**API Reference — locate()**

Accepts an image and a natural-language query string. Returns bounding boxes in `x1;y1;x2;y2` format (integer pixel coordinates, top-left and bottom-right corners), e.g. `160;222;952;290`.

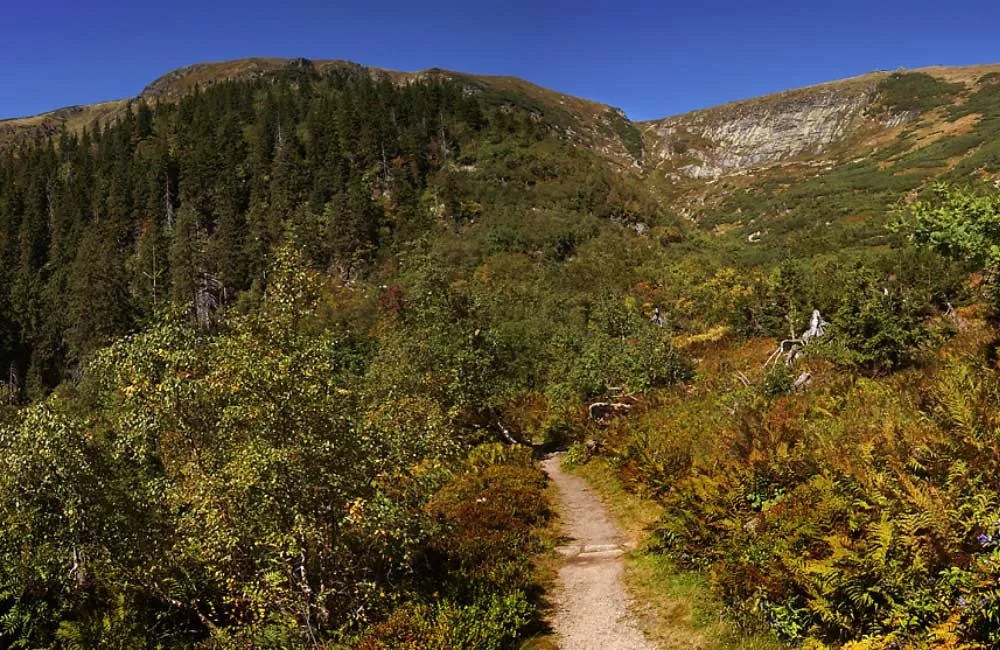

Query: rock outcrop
641;75;893;179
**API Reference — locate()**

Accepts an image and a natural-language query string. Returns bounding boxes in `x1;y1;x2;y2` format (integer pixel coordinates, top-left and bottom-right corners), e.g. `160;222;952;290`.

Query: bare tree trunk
765;309;829;367
164;176;175;231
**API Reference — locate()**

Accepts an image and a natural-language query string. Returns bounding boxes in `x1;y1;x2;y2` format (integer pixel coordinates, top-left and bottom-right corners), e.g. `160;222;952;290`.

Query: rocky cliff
640;74;895;179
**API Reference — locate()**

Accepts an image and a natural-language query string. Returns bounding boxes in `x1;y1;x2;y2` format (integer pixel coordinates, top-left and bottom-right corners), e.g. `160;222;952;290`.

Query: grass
568;457;786;650
627;554;786;650
518;635;560;650
0;99;127;148
570;457;663;544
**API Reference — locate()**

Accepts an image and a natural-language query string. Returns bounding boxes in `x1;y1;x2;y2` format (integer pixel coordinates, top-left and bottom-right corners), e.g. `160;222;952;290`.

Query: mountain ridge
1;57;642;164
4;58;999;167
6;57;1000;223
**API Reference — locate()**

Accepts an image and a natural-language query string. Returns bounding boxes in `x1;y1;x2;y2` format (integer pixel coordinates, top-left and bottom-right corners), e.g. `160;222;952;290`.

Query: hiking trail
541;454;654;650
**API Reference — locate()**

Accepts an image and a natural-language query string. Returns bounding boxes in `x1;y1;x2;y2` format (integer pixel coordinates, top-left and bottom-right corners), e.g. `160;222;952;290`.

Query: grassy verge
567;457;785;650
569;456;663;544
517;465;565;650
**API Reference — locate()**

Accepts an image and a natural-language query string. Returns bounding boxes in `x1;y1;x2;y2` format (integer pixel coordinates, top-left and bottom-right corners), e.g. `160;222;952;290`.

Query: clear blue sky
2;0;999;121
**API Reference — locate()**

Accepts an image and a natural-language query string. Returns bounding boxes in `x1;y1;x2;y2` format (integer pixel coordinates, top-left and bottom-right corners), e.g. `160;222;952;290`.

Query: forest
1;61;1000;648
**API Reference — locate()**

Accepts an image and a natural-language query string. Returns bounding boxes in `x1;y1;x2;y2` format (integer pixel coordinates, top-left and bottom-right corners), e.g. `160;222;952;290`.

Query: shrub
762;364;794;397
562;441;591;469
357;591;532;650
427;463;548;572
818;266;932;374
875;72;964;114
635;355;1000;646
356;445;550;649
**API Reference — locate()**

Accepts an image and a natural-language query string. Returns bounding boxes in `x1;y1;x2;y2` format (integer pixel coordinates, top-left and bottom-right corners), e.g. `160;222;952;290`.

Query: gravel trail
541;455;654;650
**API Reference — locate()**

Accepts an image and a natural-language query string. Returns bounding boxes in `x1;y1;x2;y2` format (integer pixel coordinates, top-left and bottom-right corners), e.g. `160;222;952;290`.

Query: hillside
0;57;643;165
0;57;687;648
628;64;1000;268
642;63;1000;178
9;59;1000;235
3;56;1000;648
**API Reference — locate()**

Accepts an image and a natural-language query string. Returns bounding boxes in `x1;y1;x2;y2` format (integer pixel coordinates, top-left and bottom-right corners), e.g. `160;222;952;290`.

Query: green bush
761;364;794;397
356;445;550;649
818;267;932;374
357;591;532;650
875;72;964;113
562;441;591;469
559;295;692;398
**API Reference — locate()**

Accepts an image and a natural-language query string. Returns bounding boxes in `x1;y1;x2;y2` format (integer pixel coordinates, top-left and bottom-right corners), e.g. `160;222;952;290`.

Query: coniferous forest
4;59;1000;648
0;65;690;648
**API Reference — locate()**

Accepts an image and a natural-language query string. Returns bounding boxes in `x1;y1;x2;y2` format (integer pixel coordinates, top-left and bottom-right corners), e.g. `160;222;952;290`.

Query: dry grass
570;458;663;545
1;99;127;147
916;62;1000;87
697;336;777;377
627;555;787;650
519;635;560;650
639;71;885;127
899;110;982;156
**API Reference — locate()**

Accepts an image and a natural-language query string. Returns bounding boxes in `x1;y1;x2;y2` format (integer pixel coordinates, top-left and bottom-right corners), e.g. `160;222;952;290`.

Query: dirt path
541;455;654;650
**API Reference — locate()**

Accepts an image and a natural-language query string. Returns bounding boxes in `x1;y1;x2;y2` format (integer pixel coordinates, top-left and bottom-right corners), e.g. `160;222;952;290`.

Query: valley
1;56;1000;648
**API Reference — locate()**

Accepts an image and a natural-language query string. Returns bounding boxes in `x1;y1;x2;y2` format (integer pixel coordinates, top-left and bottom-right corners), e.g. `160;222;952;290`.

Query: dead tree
588;401;632;424
193;273;222;329
792;372;813;391
496;420;524;446
164;176;175;231
765;309;829;367
3;362;18;405
944;302;965;330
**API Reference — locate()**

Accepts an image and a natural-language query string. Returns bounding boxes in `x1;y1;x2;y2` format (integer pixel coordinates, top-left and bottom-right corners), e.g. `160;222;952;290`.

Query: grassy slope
642;64;1000;270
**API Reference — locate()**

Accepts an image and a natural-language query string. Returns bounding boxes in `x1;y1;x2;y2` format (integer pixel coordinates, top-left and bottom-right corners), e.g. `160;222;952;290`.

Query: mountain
9;59;1000;174
3;55;1000;649
0;57;643;165
5;57;1000;260
10;57;1000;248
633;64;1000;263
4;56;999;373
642;63;1000;180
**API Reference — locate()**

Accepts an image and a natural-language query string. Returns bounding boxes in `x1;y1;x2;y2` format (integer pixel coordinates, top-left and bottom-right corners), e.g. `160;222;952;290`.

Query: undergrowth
567;456;784;648
597;322;1000;648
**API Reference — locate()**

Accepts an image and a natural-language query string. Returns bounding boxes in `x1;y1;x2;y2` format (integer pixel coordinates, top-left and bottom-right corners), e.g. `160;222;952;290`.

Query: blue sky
2;0;999;121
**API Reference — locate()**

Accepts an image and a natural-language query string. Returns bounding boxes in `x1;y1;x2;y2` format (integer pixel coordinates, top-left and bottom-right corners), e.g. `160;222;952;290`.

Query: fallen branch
588;402;632;424
496;420;524;445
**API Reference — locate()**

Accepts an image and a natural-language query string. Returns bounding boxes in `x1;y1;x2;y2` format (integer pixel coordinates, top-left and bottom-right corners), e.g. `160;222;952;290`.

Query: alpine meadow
5;54;1000;649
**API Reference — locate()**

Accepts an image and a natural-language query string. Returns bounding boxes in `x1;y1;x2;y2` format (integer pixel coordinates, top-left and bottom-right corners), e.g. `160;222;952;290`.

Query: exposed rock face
641;78;894;178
